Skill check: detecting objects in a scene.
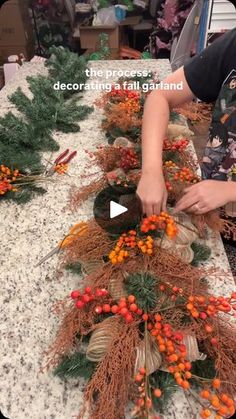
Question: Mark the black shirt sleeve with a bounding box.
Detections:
[184,28,236,103]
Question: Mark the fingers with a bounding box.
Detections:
[142,202,148,217]
[173,192,198,213]
[143,202,159,217]
[162,191,167,212]
[139,199,162,217]
[153,203,161,216]
[183,183,199,193]
[190,205,209,215]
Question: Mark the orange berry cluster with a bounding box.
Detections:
[141,212,178,239]
[109,230,154,264]
[164,160,177,169]
[200,382,235,418]
[164,161,199,184]
[54,163,68,174]
[149,313,192,390]
[134,367,162,415]
[173,167,199,183]
[0,165,19,195]
[186,293,236,323]
[118,98,141,116]
[98,295,143,323]
[137,236,154,255]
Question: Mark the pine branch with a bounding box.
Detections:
[45,46,89,98]
[1,47,93,203]
[3,185,46,204]
[191,242,211,266]
[163,150,181,165]
[150,370,178,413]
[125,272,158,312]
[54,352,96,379]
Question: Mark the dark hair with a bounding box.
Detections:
[224,109,236,134]
[209,121,229,147]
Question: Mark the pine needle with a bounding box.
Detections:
[54,351,96,379]
[191,242,211,266]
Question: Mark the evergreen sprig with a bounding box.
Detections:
[2,184,46,204]
[150,370,178,413]
[191,242,211,266]
[10,76,92,136]
[45,46,89,98]
[54,352,96,380]
[65,262,82,275]
[125,272,158,312]
[0,47,93,203]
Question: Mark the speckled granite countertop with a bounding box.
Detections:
[0,60,235,419]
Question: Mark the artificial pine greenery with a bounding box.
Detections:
[10,75,92,137]
[191,242,211,266]
[45,46,89,99]
[0,47,93,203]
[125,272,158,312]
[190,357,216,380]
[3,184,46,204]
[65,262,82,275]
[170,111,183,123]
[54,351,96,379]
[163,150,182,165]
[150,370,178,413]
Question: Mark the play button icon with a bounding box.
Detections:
[93,186,141,234]
[110,201,128,219]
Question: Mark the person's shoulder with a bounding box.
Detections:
[218,27,236,48]
[226,27,236,40]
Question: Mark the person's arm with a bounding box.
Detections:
[137,67,195,216]
[137,28,236,216]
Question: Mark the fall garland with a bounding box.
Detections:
[44,79,236,419]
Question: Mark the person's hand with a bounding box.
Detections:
[173,180,235,214]
[136,172,167,216]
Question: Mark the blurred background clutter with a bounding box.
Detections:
[1,0,236,88]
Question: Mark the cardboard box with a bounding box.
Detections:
[0,44,34,65]
[0,0,33,46]
[78,25,120,50]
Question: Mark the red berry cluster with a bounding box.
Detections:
[186,293,236,338]
[71,287,108,309]
[165,180,173,192]
[110,86,139,100]
[133,367,162,416]
[95,295,143,323]
[163,138,189,152]
[119,148,139,172]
